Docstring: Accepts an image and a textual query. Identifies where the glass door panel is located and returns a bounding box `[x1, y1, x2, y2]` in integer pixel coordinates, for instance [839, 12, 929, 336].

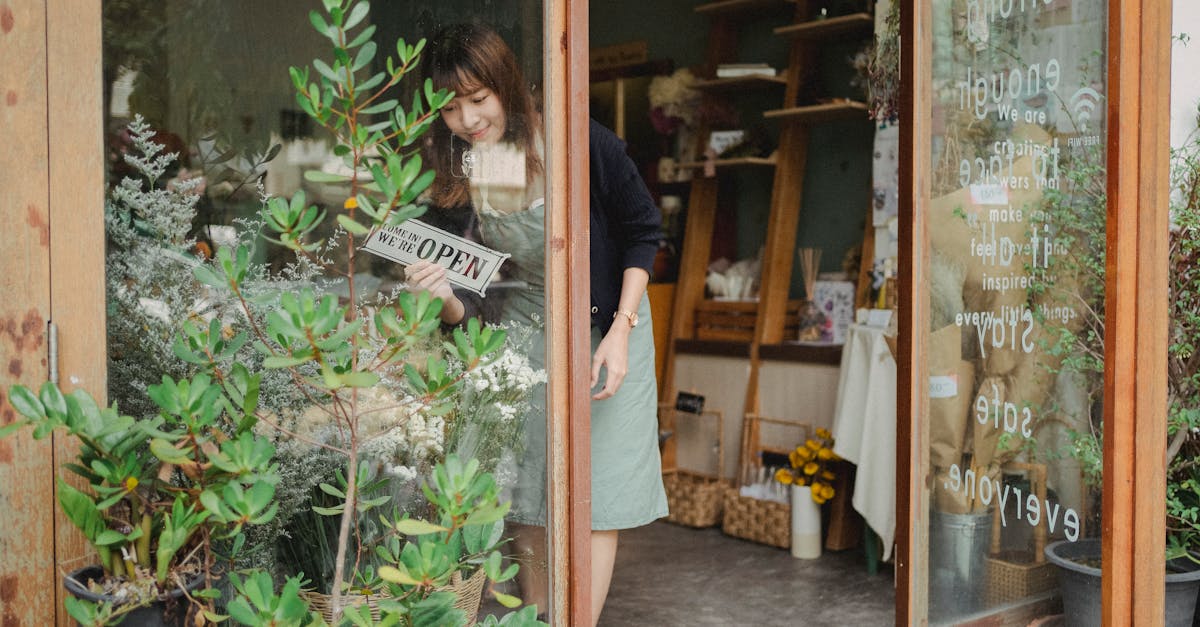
[103, 0, 552, 617]
[925, 0, 1108, 621]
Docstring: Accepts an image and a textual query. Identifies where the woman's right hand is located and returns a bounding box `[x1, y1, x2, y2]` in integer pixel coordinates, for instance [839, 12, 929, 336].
[404, 260, 465, 323]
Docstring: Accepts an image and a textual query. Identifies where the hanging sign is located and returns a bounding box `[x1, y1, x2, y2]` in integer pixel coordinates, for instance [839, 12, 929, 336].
[362, 219, 509, 296]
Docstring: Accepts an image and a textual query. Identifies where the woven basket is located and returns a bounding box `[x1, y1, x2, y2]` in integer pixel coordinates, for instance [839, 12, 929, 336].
[663, 470, 731, 527]
[718, 414, 812, 549]
[984, 551, 1059, 605]
[301, 567, 488, 625]
[719, 486, 791, 548]
[984, 462, 1057, 605]
[662, 408, 731, 528]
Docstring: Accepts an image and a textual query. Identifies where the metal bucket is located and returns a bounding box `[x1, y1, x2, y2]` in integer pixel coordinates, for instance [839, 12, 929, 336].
[929, 509, 993, 623]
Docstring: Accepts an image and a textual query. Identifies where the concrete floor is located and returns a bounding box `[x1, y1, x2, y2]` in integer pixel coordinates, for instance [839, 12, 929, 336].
[598, 521, 895, 626]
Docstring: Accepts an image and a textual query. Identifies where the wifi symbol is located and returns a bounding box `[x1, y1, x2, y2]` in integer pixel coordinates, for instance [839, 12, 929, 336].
[1070, 87, 1102, 132]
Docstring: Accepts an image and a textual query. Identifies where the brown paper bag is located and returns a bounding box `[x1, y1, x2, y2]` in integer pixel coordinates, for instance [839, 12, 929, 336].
[930, 325, 974, 469]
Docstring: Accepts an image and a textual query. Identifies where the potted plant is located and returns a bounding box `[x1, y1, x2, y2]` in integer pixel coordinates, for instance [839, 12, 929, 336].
[3, 372, 280, 626]
[1034, 108, 1200, 626]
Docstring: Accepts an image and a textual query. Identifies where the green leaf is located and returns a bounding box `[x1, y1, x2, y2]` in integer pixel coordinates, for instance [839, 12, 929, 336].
[361, 98, 399, 116]
[308, 9, 331, 37]
[263, 354, 312, 368]
[352, 41, 377, 73]
[149, 438, 192, 465]
[337, 214, 371, 236]
[344, 1, 370, 31]
[392, 518, 447, 536]
[57, 478, 104, 542]
[312, 505, 344, 516]
[94, 529, 130, 547]
[38, 382, 68, 419]
[339, 371, 380, 388]
[304, 170, 352, 184]
[493, 590, 523, 609]
[7, 385, 44, 421]
[348, 24, 377, 49]
[377, 565, 421, 586]
[318, 482, 346, 498]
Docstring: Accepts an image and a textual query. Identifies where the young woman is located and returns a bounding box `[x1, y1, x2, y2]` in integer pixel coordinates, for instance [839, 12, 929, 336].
[403, 22, 668, 625]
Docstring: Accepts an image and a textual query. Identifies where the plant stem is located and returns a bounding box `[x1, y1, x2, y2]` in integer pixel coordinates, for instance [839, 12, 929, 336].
[137, 510, 152, 569]
[329, 443, 358, 619]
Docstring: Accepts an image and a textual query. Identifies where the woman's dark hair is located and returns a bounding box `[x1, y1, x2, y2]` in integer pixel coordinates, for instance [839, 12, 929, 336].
[421, 22, 543, 208]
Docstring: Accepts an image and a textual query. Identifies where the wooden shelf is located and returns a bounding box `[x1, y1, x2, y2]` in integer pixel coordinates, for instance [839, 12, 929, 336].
[763, 100, 870, 123]
[693, 75, 788, 92]
[677, 156, 777, 171]
[759, 342, 843, 365]
[694, 0, 791, 16]
[774, 13, 874, 40]
[674, 338, 751, 358]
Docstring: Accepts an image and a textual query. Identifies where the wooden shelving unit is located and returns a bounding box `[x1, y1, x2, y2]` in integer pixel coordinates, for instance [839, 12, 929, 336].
[661, 1, 875, 451]
[764, 100, 870, 122]
[676, 156, 777, 171]
[773, 12, 873, 39]
[693, 0, 791, 16]
[692, 75, 788, 92]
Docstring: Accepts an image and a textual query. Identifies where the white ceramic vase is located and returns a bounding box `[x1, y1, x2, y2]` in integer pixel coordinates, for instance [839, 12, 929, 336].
[791, 484, 822, 559]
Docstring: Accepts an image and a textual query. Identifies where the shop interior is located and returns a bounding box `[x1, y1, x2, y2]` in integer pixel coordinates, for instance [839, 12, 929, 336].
[588, 1, 898, 623]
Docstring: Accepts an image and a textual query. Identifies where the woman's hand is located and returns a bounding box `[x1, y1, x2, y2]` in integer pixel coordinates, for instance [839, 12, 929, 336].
[403, 260, 465, 324]
[590, 324, 631, 400]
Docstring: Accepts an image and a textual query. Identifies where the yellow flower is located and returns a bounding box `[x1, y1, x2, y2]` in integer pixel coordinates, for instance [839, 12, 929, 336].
[795, 476, 808, 487]
[803, 462, 819, 476]
[816, 427, 831, 439]
[344, 197, 358, 210]
[806, 439, 821, 452]
[817, 447, 834, 460]
[821, 470, 836, 481]
[820, 484, 836, 500]
[774, 468, 794, 485]
[124, 476, 139, 492]
[789, 449, 803, 467]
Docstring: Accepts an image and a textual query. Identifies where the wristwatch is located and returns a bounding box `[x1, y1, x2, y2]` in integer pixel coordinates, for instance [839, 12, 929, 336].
[613, 309, 639, 328]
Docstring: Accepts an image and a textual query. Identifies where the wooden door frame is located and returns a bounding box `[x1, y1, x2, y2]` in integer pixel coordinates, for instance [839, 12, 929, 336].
[2, 0, 592, 623]
[0, 1, 105, 625]
[898, 0, 1173, 623]
[545, 0, 593, 624]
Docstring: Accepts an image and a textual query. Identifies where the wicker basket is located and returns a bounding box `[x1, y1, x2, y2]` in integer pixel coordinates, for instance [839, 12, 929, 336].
[720, 486, 792, 548]
[719, 414, 812, 549]
[984, 462, 1058, 605]
[662, 408, 732, 528]
[664, 470, 731, 527]
[301, 567, 488, 624]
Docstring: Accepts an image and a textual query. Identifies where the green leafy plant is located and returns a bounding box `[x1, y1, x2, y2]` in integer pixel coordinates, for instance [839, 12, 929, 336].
[3, 370, 279, 620]
[1034, 107, 1200, 563]
[172, 0, 543, 622]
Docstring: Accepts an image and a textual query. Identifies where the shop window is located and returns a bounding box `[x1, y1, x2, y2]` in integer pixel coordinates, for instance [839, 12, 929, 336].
[102, 0, 554, 618]
[925, 0, 1108, 621]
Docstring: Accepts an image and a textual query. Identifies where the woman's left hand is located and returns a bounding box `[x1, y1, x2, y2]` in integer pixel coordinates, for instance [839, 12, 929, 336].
[590, 326, 631, 400]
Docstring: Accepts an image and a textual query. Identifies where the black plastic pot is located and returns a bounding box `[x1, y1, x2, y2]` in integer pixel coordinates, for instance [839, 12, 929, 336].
[1044, 539, 1200, 627]
[64, 566, 198, 627]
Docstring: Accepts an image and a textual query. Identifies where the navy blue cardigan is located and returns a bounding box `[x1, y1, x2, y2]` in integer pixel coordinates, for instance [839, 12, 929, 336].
[432, 121, 662, 334]
[588, 119, 663, 334]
